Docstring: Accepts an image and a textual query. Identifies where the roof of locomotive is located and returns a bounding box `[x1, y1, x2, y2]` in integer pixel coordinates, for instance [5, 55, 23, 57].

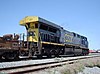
[19, 16, 62, 29]
[19, 16, 88, 39]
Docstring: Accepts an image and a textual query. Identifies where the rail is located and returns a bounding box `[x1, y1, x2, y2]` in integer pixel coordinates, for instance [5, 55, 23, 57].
[0, 55, 100, 74]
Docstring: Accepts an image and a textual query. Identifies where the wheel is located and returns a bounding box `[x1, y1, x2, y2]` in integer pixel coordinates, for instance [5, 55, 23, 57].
[37, 55, 42, 58]
[47, 54, 51, 58]
[0, 55, 2, 60]
[3, 51, 19, 60]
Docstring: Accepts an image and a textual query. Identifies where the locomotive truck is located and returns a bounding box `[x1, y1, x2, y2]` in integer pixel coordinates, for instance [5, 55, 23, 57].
[0, 16, 89, 59]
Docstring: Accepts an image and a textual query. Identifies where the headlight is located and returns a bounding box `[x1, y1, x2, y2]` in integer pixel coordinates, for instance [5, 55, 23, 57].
[28, 31, 35, 36]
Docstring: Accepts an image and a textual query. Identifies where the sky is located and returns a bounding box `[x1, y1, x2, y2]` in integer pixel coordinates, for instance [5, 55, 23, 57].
[0, 0, 100, 50]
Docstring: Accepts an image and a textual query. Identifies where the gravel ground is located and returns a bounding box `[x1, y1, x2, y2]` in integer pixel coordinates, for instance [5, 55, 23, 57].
[29, 56, 100, 74]
[78, 67, 100, 74]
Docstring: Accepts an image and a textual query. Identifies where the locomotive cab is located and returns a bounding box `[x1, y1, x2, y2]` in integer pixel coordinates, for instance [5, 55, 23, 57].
[20, 16, 41, 57]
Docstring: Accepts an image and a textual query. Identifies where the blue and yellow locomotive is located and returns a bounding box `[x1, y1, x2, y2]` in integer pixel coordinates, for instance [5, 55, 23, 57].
[19, 16, 89, 57]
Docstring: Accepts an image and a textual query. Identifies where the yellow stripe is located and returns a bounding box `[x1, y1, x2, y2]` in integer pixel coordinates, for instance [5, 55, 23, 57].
[80, 46, 88, 49]
[41, 41, 65, 46]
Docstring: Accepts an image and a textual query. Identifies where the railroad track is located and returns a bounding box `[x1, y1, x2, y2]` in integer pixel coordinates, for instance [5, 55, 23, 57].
[0, 55, 100, 74]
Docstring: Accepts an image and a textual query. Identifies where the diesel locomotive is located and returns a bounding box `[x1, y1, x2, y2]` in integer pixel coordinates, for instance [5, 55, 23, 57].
[0, 16, 89, 59]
